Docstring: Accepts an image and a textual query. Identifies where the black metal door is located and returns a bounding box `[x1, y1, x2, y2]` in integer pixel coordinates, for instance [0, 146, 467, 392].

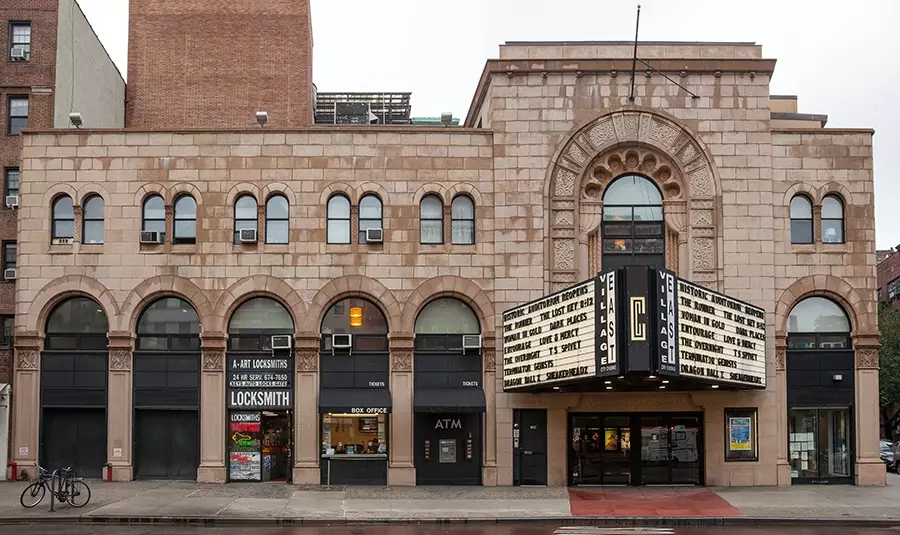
[41, 408, 106, 477]
[513, 409, 547, 486]
[134, 409, 199, 480]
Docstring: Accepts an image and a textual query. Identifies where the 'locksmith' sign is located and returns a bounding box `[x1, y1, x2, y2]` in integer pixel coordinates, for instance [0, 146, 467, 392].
[227, 355, 293, 409]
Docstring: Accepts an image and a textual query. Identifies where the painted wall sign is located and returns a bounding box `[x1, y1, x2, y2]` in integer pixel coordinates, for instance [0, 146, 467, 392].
[675, 279, 767, 387]
[501, 278, 597, 390]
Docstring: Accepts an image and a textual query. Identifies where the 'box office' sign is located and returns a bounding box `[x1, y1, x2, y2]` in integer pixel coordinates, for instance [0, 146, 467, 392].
[501, 267, 766, 391]
[227, 356, 293, 409]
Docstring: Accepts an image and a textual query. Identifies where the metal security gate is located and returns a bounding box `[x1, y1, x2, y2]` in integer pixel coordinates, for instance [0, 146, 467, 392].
[134, 409, 199, 479]
[41, 408, 106, 477]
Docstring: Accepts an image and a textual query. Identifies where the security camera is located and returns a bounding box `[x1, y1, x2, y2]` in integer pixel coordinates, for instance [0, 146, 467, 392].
[255, 111, 268, 126]
[69, 112, 83, 128]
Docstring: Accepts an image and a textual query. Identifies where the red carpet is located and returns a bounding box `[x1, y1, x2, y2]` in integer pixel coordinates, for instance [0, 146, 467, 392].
[568, 487, 743, 517]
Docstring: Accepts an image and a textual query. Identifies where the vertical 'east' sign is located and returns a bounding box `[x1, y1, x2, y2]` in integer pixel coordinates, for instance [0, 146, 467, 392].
[656, 269, 678, 375]
[596, 270, 618, 375]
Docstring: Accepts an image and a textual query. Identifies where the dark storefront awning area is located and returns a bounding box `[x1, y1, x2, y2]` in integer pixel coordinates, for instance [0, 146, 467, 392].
[319, 388, 392, 413]
[511, 372, 761, 394]
[414, 388, 486, 413]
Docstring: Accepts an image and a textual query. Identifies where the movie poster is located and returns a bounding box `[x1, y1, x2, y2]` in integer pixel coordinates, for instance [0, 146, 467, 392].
[729, 417, 752, 451]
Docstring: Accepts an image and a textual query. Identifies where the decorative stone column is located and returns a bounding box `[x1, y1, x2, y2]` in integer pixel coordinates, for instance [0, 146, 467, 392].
[388, 335, 415, 485]
[198, 334, 226, 483]
[293, 335, 320, 484]
[482, 339, 498, 486]
[10, 332, 42, 481]
[774, 340, 791, 486]
[854, 338, 885, 486]
[107, 332, 135, 481]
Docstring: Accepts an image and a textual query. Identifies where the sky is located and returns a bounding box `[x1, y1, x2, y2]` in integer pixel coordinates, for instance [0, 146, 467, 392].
[77, 0, 900, 248]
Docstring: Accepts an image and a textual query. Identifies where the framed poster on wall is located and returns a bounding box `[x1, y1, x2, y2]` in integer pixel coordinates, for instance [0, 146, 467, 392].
[725, 408, 758, 462]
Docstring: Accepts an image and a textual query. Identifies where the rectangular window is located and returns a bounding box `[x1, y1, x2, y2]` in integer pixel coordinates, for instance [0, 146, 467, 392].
[7, 96, 28, 135]
[725, 408, 758, 462]
[888, 278, 900, 301]
[0, 315, 12, 348]
[320, 413, 388, 457]
[4, 168, 18, 197]
[2, 241, 16, 279]
[9, 22, 31, 60]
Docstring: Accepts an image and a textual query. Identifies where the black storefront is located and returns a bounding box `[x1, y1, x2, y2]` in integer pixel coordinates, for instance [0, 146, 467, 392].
[133, 297, 201, 480]
[40, 297, 109, 477]
[413, 298, 485, 486]
[319, 298, 391, 486]
[226, 298, 295, 482]
[785, 296, 854, 484]
[502, 266, 768, 486]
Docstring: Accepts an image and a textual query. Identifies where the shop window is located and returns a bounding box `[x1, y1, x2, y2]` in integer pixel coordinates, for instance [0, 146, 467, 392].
[724, 408, 758, 461]
[136, 297, 201, 351]
[321, 413, 388, 456]
[358, 194, 382, 244]
[228, 297, 294, 351]
[821, 195, 844, 244]
[51, 194, 75, 240]
[265, 194, 289, 244]
[81, 195, 104, 244]
[45, 296, 109, 350]
[9, 22, 31, 60]
[233, 194, 258, 244]
[786, 296, 851, 349]
[326, 194, 351, 244]
[142, 194, 166, 241]
[321, 297, 388, 352]
[601, 174, 664, 271]
[4, 168, 19, 197]
[451, 195, 475, 245]
[420, 195, 443, 244]
[789, 195, 813, 244]
[6, 96, 28, 135]
[173, 195, 197, 244]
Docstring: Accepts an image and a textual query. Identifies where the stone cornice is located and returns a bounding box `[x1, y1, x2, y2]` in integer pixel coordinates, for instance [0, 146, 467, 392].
[21, 125, 493, 137]
[771, 128, 875, 135]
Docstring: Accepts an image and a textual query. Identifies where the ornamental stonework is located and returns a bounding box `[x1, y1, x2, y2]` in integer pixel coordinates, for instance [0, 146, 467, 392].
[856, 348, 879, 370]
[297, 350, 318, 372]
[15, 350, 38, 370]
[484, 348, 496, 373]
[202, 348, 224, 371]
[109, 349, 132, 371]
[391, 350, 412, 372]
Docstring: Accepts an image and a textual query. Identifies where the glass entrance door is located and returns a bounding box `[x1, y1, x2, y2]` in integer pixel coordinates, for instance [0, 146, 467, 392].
[639, 415, 702, 485]
[789, 407, 852, 483]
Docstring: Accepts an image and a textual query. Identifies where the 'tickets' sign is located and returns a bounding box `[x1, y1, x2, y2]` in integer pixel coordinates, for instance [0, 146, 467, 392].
[227, 355, 293, 409]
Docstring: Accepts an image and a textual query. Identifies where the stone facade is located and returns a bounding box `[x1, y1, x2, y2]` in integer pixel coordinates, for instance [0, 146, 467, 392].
[11, 41, 881, 487]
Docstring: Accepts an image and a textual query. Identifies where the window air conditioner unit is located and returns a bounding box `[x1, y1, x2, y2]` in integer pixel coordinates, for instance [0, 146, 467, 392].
[271, 335, 292, 350]
[239, 228, 258, 243]
[332, 334, 352, 349]
[10, 47, 26, 60]
[462, 334, 482, 352]
[365, 228, 384, 243]
[51, 237, 72, 245]
[5, 195, 18, 209]
[139, 231, 163, 244]
[3, 268, 16, 281]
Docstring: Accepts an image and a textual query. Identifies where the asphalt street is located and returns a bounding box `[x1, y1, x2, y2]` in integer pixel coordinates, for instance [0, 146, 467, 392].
[4, 525, 900, 535]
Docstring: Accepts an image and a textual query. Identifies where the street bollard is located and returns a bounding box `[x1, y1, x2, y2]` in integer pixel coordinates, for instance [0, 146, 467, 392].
[6, 462, 15, 482]
[49, 469, 58, 513]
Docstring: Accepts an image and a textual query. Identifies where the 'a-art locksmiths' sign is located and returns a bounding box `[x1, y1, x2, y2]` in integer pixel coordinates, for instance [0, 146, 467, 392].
[227, 356, 293, 409]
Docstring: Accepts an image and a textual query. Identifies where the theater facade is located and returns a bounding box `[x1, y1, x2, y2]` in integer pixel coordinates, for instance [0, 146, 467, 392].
[9, 41, 882, 486]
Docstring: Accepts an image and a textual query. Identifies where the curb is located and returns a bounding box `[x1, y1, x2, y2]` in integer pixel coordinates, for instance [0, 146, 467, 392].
[3, 515, 900, 527]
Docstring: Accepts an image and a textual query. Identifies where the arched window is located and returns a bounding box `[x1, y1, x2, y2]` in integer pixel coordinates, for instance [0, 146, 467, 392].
[451, 195, 475, 245]
[233, 194, 258, 244]
[174, 195, 197, 244]
[789, 195, 813, 244]
[228, 297, 294, 351]
[45, 296, 109, 350]
[52, 194, 75, 240]
[81, 195, 104, 244]
[321, 297, 388, 351]
[420, 195, 444, 244]
[265, 194, 289, 244]
[358, 194, 382, 244]
[601, 174, 664, 271]
[821, 195, 844, 244]
[326, 194, 351, 244]
[142, 194, 166, 241]
[415, 298, 481, 335]
[787, 297, 851, 349]
[136, 297, 201, 351]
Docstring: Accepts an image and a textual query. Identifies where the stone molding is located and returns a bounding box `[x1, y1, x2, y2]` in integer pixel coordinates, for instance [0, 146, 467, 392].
[202, 347, 225, 372]
[296, 350, 318, 372]
[391, 349, 412, 373]
[109, 349, 132, 371]
[15, 349, 38, 371]
[856, 346, 879, 370]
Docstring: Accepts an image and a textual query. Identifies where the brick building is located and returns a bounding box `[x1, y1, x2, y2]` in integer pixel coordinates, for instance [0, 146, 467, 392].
[0, 0, 124, 388]
[878, 248, 900, 306]
[6, 2, 882, 488]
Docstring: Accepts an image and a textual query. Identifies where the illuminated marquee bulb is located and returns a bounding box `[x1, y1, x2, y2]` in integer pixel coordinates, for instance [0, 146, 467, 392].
[349, 307, 363, 327]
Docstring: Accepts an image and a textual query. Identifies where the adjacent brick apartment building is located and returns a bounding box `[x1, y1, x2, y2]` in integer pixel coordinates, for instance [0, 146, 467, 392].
[0, 0, 124, 387]
[878, 247, 900, 306]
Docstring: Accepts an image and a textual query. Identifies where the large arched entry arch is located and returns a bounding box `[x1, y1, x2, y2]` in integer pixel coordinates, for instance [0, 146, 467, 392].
[41, 296, 109, 476]
[225, 297, 295, 482]
[133, 297, 201, 480]
[318, 297, 392, 485]
[786, 296, 854, 484]
[412, 297, 485, 486]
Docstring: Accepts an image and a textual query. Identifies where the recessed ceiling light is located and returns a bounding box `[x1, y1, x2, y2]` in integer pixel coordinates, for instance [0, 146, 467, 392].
[662, 380, 669, 384]
[711, 385, 719, 389]
[604, 381, 612, 385]
[553, 386, 560, 390]
[648, 375, 657, 379]
[618, 376, 625, 380]
[606, 386, 613, 390]
[659, 385, 666, 389]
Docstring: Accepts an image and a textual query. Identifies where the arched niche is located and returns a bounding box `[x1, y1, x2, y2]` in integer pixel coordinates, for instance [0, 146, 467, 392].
[228, 297, 294, 351]
[136, 297, 201, 351]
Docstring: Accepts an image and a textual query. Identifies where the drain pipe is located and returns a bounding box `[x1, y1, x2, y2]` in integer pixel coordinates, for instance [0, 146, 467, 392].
[0, 384, 10, 482]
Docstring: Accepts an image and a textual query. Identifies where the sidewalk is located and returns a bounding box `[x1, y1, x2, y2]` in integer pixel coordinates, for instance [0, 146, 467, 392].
[1, 475, 900, 526]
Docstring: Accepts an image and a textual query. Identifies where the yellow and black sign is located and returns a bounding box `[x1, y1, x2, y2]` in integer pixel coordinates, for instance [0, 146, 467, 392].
[629, 296, 647, 341]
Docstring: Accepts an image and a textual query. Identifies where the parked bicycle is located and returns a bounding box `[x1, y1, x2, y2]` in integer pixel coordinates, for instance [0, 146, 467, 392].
[20, 464, 91, 508]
